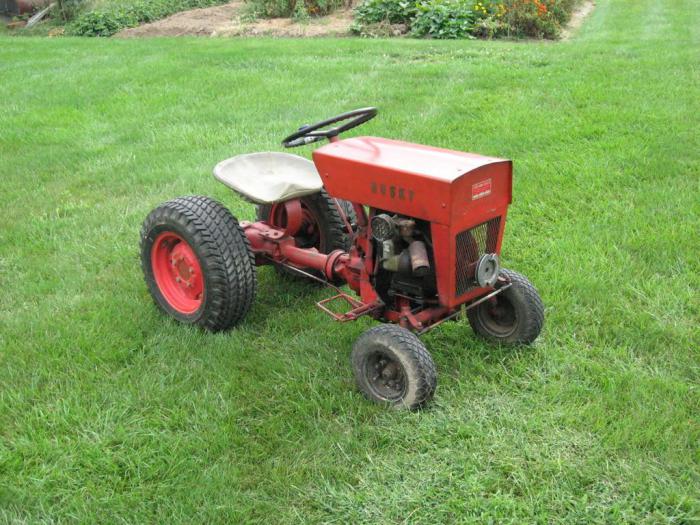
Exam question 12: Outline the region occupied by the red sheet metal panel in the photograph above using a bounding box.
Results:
[313,136,512,226]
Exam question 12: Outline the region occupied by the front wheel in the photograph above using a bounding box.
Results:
[140,195,257,331]
[351,325,437,410]
[467,269,544,344]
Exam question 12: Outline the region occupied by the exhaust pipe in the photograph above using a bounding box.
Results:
[409,241,430,277]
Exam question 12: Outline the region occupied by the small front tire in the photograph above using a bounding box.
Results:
[351,325,437,410]
[467,269,544,344]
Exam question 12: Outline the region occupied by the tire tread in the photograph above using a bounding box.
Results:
[352,325,437,409]
[140,195,256,331]
[468,268,544,344]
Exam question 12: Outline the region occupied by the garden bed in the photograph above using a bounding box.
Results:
[352,0,584,39]
[5,0,589,37]
[113,0,591,38]
[115,0,355,37]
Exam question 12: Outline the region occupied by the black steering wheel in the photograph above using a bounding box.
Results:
[282,107,378,148]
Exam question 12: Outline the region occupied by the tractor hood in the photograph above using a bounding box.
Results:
[313,137,512,226]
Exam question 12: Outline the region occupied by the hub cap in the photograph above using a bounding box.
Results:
[151,232,204,314]
[365,351,407,401]
[477,295,517,337]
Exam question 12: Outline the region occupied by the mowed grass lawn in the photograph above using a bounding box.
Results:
[1,0,699,522]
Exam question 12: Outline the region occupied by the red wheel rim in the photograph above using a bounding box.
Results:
[151,232,204,314]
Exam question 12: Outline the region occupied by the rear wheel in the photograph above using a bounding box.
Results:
[467,269,543,344]
[256,190,355,279]
[351,325,437,410]
[140,195,256,331]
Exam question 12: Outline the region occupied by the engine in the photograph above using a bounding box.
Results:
[370,213,437,307]
[370,211,501,309]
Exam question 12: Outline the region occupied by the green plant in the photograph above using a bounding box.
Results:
[410,0,475,38]
[472,14,509,38]
[543,0,577,24]
[243,0,344,18]
[312,0,344,15]
[352,0,581,39]
[68,10,132,36]
[353,0,416,25]
[246,0,289,17]
[55,0,87,21]
[350,19,409,36]
[503,0,563,38]
[292,0,310,21]
[67,0,230,36]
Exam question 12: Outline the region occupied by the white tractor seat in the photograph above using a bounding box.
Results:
[213,152,323,205]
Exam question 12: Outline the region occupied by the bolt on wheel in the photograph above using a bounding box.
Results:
[365,351,408,402]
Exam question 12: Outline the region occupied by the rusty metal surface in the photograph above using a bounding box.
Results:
[408,240,430,277]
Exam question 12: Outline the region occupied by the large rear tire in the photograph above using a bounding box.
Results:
[351,325,437,410]
[140,195,256,331]
[467,269,543,344]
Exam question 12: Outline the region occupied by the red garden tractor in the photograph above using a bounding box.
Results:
[140,108,544,409]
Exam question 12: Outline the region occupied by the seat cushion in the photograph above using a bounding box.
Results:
[213,152,323,204]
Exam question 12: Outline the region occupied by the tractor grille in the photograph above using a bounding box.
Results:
[455,217,501,296]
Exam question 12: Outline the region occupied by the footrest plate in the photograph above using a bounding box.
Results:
[316,293,380,322]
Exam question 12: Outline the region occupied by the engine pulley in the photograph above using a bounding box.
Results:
[475,253,500,288]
